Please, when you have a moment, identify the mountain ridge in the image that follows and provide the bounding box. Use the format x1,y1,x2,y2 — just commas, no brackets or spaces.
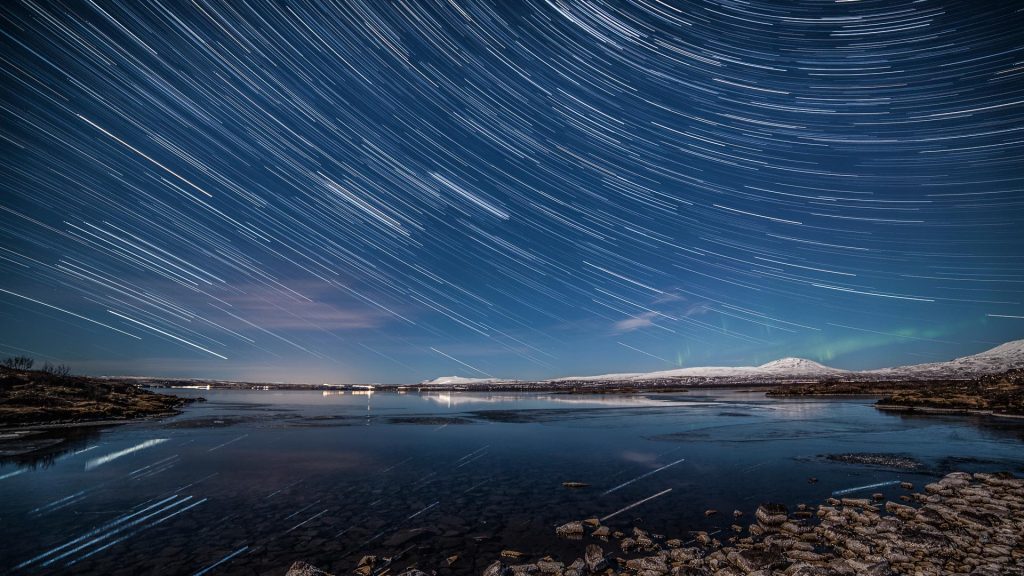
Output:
423,338,1024,385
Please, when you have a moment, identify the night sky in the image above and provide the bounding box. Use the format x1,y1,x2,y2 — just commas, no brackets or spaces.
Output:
1,0,1022,383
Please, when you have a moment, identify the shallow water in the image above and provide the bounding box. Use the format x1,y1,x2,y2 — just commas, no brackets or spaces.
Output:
2,388,1023,575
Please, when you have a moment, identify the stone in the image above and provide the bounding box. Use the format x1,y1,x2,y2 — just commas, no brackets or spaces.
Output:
620,537,637,552
354,556,375,576
625,556,668,574
285,561,334,576
555,521,584,538
584,544,607,572
536,558,563,574
483,561,509,576
755,503,788,526
501,550,525,559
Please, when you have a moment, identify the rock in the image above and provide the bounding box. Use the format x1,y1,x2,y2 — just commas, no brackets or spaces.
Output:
900,482,914,490
620,537,637,552
733,509,744,518
285,561,335,576
483,561,509,576
354,556,375,576
582,517,600,527
509,564,538,576
755,503,788,526
584,544,606,572
785,563,834,575
839,498,878,512
446,555,458,566
483,471,1023,576
562,482,589,489
592,525,610,538
536,558,563,574
786,550,827,562
705,509,719,517
501,550,525,559
625,556,668,574
555,521,584,538
727,547,783,573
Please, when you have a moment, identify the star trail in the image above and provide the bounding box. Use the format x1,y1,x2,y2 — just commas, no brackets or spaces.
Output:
1,0,1022,382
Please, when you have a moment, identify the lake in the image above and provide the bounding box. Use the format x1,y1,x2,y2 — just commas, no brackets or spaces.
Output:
2,388,1023,575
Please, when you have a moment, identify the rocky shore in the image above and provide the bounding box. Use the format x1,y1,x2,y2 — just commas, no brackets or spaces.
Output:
286,472,1023,576
0,367,195,428
769,369,1024,417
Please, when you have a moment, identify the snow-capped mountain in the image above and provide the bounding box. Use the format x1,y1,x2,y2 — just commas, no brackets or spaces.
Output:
550,356,848,382
864,339,1024,380
422,339,1024,385
757,357,846,375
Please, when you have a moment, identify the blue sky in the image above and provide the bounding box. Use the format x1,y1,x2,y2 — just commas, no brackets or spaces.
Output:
1,0,1022,383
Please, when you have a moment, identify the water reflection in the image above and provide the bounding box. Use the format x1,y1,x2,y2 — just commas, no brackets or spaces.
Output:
0,426,103,469
1,389,1021,576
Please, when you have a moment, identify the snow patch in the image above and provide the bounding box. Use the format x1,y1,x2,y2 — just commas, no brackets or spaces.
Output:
419,375,500,386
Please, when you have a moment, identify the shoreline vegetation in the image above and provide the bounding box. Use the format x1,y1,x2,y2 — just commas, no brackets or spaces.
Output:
0,362,199,463
284,471,1023,576
0,366,195,429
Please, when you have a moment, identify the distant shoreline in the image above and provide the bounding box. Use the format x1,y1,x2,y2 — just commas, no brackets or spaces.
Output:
137,374,967,393
141,368,1023,417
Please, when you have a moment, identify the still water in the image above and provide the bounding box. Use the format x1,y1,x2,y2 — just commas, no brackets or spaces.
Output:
2,388,1023,575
